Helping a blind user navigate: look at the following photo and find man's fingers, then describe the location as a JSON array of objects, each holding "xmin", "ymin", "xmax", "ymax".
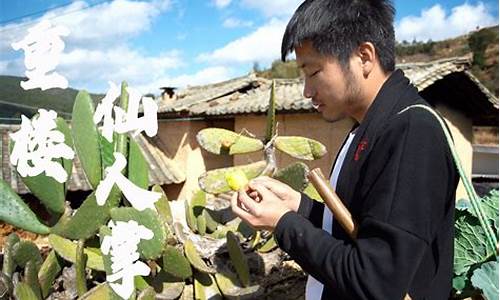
[
  {"xmin": 249, "ymin": 180, "xmax": 281, "ymax": 194},
  {"xmin": 231, "ymin": 192, "xmax": 254, "ymax": 221},
  {"xmin": 249, "ymin": 183, "xmax": 277, "ymax": 202},
  {"xmin": 250, "ymin": 176, "xmax": 288, "ymax": 196},
  {"xmin": 251, "ymin": 176, "xmax": 282, "ymax": 185},
  {"xmin": 237, "ymin": 189, "xmax": 259, "ymax": 215},
  {"xmin": 248, "ymin": 190, "xmax": 261, "ymax": 202}
]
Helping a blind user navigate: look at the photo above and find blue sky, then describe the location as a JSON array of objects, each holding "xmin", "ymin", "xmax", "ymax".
[{"xmin": 0, "ymin": 0, "xmax": 498, "ymax": 94}]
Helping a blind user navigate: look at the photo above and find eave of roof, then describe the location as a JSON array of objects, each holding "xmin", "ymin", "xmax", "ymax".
[{"xmin": 158, "ymin": 56, "xmax": 498, "ymax": 118}]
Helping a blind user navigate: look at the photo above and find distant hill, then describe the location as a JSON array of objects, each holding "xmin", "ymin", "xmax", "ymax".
[
  {"xmin": 0, "ymin": 75, "xmax": 102, "ymax": 123},
  {"xmin": 256, "ymin": 26, "xmax": 499, "ymax": 97}
]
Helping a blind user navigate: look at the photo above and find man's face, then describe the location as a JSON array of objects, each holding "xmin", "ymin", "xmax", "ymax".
[{"xmin": 296, "ymin": 41, "xmax": 361, "ymax": 122}]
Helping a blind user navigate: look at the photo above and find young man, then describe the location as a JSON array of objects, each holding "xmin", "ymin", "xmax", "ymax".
[{"xmin": 230, "ymin": 0, "xmax": 459, "ymax": 299}]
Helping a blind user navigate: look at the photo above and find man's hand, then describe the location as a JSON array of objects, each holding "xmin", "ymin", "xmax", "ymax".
[
  {"xmin": 250, "ymin": 176, "xmax": 301, "ymax": 212},
  {"xmin": 231, "ymin": 183, "xmax": 292, "ymax": 231}
]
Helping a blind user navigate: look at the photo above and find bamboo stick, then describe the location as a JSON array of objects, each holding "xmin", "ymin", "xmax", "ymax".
[{"xmin": 307, "ymin": 168, "xmax": 358, "ymax": 239}]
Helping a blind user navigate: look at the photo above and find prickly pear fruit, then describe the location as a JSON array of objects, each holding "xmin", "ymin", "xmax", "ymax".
[{"xmin": 225, "ymin": 170, "xmax": 248, "ymax": 191}]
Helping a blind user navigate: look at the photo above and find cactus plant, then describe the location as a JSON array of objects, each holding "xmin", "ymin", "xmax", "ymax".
[
  {"xmin": 0, "ymin": 181, "xmax": 50, "ymax": 235},
  {"xmin": 24, "ymin": 260, "xmax": 42, "ymax": 299},
  {"xmin": 184, "ymin": 240, "xmax": 216, "ymax": 274},
  {"xmin": 78, "ymin": 283, "xmax": 114, "ymax": 300},
  {"xmin": 180, "ymin": 284, "xmax": 194, "ymax": 300},
  {"xmin": 146, "ymin": 271, "xmax": 185, "ymax": 300},
  {"xmin": 0, "ymin": 272, "xmax": 13, "ymax": 299},
  {"xmin": 129, "ymin": 137, "xmax": 149, "ymax": 189},
  {"xmin": 198, "ymin": 161, "xmax": 267, "ymax": 194},
  {"xmin": 76, "ymin": 240, "xmax": 89, "ymax": 296},
  {"xmin": 273, "ymin": 162, "xmax": 310, "ymax": 192},
  {"xmin": 14, "ymin": 282, "xmax": 39, "ymax": 300},
  {"xmin": 38, "ymin": 251, "xmax": 63, "ymax": 298},
  {"xmin": 153, "ymin": 185, "xmax": 173, "ymax": 225},
  {"xmin": 12, "ymin": 240, "xmax": 42, "ymax": 268},
  {"xmin": 72, "ymin": 90, "xmax": 102, "ymax": 189},
  {"xmin": 196, "ymin": 79, "xmax": 326, "ymax": 193},
  {"xmin": 226, "ymin": 231, "xmax": 250, "ymax": 287},
  {"xmin": 214, "ymin": 270, "xmax": 262, "ymax": 300},
  {"xmin": 0, "ymin": 78, "xmax": 326, "ymax": 300},
  {"xmin": 110, "ymin": 207, "xmax": 166, "ymax": 260},
  {"xmin": 196, "ymin": 128, "xmax": 263, "ymax": 155},
  {"xmin": 161, "ymin": 245, "xmax": 192, "ymax": 280},
  {"xmin": 2, "ymin": 233, "xmax": 20, "ymax": 278},
  {"xmin": 257, "ymin": 235, "xmax": 278, "ymax": 253},
  {"xmin": 203, "ymin": 209, "xmax": 218, "ymax": 233},
  {"xmin": 274, "ymin": 136, "xmax": 327, "ymax": 160},
  {"xmin": 137, "ymin": 286, "xmax": 156, "ymax": 300},
  {"xmin": 193, "ymin": 271, "xmax": 222, "ymax": 300},
  {"xmin": 48, "ymin": 234, "xmax": 105, "ymax": 271}
]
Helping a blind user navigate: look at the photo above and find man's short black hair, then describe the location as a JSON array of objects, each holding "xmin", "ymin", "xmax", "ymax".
[{"xmin": 282, "ymin": 0, "xmax": 396, "ymax": 73}]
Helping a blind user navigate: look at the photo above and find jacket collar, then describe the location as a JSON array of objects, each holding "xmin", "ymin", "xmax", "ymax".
[{"xmin": 335, "ymin": 69, "xmax": 420, "ymax": 211}]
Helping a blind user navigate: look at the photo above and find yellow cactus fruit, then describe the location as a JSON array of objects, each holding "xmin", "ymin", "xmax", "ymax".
[{"xmin": 225, "ymin": 170, "xmax": 249, "ymax": 191}]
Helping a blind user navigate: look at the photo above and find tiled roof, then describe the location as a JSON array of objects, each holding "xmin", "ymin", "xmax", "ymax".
[
  {"xmin": 158, "ymin": 56, "xmax": 498, "ymax": 117},
  {"xmin": 0, "ymin": 125, "xmax": 185, "ymax": 194}
]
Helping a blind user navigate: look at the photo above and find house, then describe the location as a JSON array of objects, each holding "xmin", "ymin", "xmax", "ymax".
[{"xmin": 154, "ymin": 56, "xmax": 498, "ymax": 201}]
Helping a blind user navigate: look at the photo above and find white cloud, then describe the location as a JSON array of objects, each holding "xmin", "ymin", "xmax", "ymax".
[
  {"xmin": 1, "ymin": 0, "xmax": 171, "ymax": 52},
  {"xmin": 58, "ymin": 47, "xmax": 182, "ymax": 93},
  {"xmin": 0, "ymin": 0, "xmax": 184, "ymax": 94},
  {"xmin": 198, "ymin": 18, "xmax": 287, "ymax": 65},
  {"xmin": 213, "ymin": 0, "xmax": 232, "ymax": 9},
  {"xmin": 223, "ymin": 17, "xmax": 253, "ymax": 28},
  {"xmin": 241, "ymin": 0, "xmax": 302, "ymax": 17},
  {"xmin": 396, "ymin": 2, "xmax": 498, "ymax": 42}
]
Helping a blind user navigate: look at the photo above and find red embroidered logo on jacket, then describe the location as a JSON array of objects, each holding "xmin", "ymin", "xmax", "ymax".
[{"xmin": 354, "ymin": 139, "xmax": 368, "ymax": 161}]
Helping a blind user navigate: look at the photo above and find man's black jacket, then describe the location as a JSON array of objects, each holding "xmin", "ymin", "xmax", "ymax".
[{"xmin": 274, "ymin": 70, "xmax": 459, "ymax": 300}]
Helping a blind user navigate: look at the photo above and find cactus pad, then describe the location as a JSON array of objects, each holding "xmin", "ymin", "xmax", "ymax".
[
  {"xmin": 128, "ymin": 138, "xmax": 149, "ymax": 190},
  {"xmin": 194, "ymin": 272, "xmax": 222, "ymax": 300},
  {"xmin": 48, "ymin": 234, "xmax": 105, "ymax": 271},
  {"xmin": 137, "ymin": 287, "xmax": 155, "ymax": 300},
  {"xmin": 214, "ymin": 270, "xmax": 262, "ymax": 300},
  {"xmin": 12, "ymin": 240, "xmax": 42, "ymax": 268},
  {"xmin": 162, "ymin": 245, "xmax": 192, "ymax": 280},
  {"xmin": 2, "ymin": 233, "xmax": 20, "ymax": 278},
  {"xmin": 78, "ymin": 283, "xmax": 115, "ymax": 300},
  {"xmin": 38, "ymin": 250, "xmax": 63, "ymax": 298},
  {"xmin": 198, "ymin": 161, "xmax": 266, "ymax": 194},
  {"xmin": 72, "ymin": 90, "xmax": 102, "ymax": 189},
  {"xmin": 14, "ymin": 282, "xmax": 38, "ymax": 300},
  {"xmin": 196, "ymin": 128, "xmax": 263, "ymax": 155},
  {"xmin": 184, "ymin": 240, "xmax": 215, "ymax": 274},
  {"xmin": 24, "ymin": 260, "xmax": 42, "ymax": 299},
  {"xmin": 0, "ymin": 180, "xmax": 50, "ymax": 235},
  {"xmin": 257, "ymin": 236, "xmax": 278, "ymax": 253},
  {"xmin": 273, "ymin": 162, "xmax": 310, "ymax": 192},
  {"xmin": 203, "ymin": 209, "xmax": 219, "ymax": 233},
  {"xmin": 50, "ymin": 192, "xmax": 118, "ymax": 240},
  {"xmin": 226, "ymin": 231, "xmax": 250, "ymax": 287},
  {"xmin": 274, "ymin": 136, "xmax": 327, "ymax": 160},
  {"xmin": 153, "ymin": 185, "xmax": 173, "ymax": 225},
  {"xmin": 180, "ymin": 284, "xmax": 194, "ymax": 300},
  {"xmin": 303, "ymin": 183, "xmax": 324, "ymax": 202},
  {"xmin": 110, "ymin": 207, "xmax": 166, "ymax": 260}
]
